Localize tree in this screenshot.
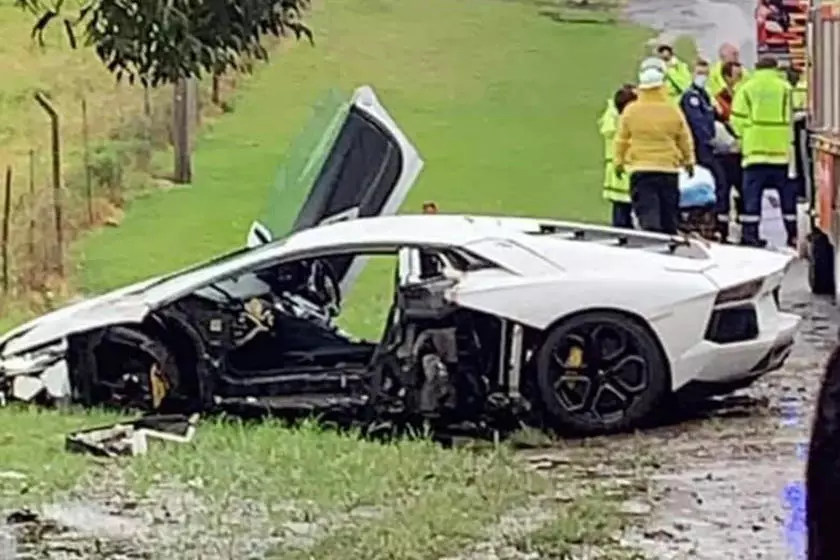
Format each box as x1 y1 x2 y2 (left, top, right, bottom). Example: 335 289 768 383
15 0 314 87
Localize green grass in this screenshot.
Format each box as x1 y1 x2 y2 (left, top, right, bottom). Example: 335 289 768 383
0 0 660 557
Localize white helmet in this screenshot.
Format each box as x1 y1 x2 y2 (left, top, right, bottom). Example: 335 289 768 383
638 57 666 89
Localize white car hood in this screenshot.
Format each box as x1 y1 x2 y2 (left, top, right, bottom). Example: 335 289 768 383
0 277 160 358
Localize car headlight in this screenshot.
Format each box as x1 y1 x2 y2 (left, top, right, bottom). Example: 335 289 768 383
715 279 764 305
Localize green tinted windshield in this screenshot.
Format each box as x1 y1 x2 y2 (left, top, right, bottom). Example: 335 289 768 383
260 88 350 237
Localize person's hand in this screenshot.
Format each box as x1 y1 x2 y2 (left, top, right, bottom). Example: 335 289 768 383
685 165 695 178
614 164 625 180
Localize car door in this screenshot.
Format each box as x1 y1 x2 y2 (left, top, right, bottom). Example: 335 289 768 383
247 85 424 295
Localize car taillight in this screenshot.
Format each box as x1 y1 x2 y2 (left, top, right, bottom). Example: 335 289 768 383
715 279 764 305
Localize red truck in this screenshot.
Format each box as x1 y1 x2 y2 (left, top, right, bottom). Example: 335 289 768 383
800 1 840 296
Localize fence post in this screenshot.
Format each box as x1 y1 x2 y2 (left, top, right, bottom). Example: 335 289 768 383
172 78 194 184
2 166 12 295
82 97 93 225
34 91 63 276
28 150 35 278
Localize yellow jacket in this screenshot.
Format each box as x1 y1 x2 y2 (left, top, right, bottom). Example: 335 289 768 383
598 100 631 203
613 86 695 174
708 61 751 98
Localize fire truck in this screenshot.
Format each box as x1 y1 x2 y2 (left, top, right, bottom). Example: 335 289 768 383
799 1 840 297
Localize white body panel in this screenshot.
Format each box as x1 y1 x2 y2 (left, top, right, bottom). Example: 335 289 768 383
0 213 801 396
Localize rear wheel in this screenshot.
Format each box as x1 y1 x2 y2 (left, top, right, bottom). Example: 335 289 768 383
535 311 669 436
809 229 835 296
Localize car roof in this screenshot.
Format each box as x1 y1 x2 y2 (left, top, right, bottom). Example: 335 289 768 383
281 214 512 252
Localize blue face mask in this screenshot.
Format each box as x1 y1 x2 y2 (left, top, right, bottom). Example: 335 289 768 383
694 74 708 88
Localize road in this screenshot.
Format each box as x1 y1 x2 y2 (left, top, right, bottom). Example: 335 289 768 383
594 2 827 557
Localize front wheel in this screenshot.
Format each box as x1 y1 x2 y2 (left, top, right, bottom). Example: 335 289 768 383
534 311 669 436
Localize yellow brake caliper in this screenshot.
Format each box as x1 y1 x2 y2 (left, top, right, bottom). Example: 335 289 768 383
149 363 170 409
564 346 584 389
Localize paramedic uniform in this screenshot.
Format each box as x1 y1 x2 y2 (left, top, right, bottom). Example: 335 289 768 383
598 99 633 227
680 85 729 239
731 68 795 246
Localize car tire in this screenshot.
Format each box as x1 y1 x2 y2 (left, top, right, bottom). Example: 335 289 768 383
99 327 182 411
534 311 669 436
809 229 835 296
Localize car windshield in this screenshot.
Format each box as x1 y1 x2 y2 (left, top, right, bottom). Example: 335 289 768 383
258 88 350 238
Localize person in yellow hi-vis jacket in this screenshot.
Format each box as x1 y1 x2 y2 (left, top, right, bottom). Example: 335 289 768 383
730 55 795 248
599 84 637 227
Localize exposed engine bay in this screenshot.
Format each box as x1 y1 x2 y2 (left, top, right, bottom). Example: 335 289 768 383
56 250 532 431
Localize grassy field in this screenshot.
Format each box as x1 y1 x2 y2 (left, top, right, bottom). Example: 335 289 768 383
0 0 673 557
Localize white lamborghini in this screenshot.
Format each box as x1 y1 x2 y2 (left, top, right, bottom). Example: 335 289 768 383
0 86 800 436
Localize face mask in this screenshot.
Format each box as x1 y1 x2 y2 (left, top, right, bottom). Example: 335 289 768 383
693 74 708 88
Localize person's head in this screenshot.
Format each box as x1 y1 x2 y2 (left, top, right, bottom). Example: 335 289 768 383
613 84 637 114
721 61 744 88
656 44 674 63
637 57 667 90
756 55 779 70
718 43 740 64
693 58 710 88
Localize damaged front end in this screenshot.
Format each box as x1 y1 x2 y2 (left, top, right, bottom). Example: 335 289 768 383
0 341 71 404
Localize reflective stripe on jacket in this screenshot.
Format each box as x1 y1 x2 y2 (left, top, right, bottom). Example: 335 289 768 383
730 69 792 167
598 100 630 203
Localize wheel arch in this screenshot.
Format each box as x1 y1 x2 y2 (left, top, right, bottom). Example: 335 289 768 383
141 311 209 403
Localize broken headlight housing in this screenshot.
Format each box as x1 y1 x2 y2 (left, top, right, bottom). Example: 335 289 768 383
0 342 66 377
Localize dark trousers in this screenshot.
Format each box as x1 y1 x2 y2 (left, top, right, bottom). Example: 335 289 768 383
630 171 680 234
741 163 797 245
697 152 730 238
717 153 744 217
611 201 633 228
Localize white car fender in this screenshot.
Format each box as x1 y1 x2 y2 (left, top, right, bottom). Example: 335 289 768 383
447 270 720 377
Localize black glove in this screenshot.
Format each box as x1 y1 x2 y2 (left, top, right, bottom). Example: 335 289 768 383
614 164 625 180
685 164 695 178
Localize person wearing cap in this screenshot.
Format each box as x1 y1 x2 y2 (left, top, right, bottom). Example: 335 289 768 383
656 44 692 99
598 84 637 228
730 55 795 248
614 58 695 234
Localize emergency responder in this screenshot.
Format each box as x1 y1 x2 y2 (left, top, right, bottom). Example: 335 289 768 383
680 58 730 241
730 55 796 248
614 58 695 234
786 66 809 200
599 84 637 227
713 60 746 240
656 44 692 99
709 43 750 97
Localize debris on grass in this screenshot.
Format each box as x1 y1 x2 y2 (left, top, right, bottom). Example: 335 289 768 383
65 413 199 458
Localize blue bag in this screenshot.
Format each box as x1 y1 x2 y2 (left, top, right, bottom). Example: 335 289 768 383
678 165 716 209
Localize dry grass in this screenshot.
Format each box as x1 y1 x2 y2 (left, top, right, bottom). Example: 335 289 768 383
0 1 255 309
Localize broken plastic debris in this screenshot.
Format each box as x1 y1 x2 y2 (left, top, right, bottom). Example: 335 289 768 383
65 413 200 457
42 361 70 399
11 376 44 401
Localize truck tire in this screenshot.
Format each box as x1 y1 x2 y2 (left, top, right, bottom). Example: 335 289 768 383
809 230 835 296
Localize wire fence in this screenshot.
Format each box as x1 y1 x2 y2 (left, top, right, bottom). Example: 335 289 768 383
0 71 236 307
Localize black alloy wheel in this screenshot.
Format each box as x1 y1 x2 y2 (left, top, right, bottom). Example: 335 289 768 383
535 311 668 436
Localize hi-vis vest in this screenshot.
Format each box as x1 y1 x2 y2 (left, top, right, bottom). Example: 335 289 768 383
598 100 630 203
730 69 793 167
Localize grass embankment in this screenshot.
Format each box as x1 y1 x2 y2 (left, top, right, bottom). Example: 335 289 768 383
1 0 663 557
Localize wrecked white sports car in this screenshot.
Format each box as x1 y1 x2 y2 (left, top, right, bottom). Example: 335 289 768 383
0 87 801 435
